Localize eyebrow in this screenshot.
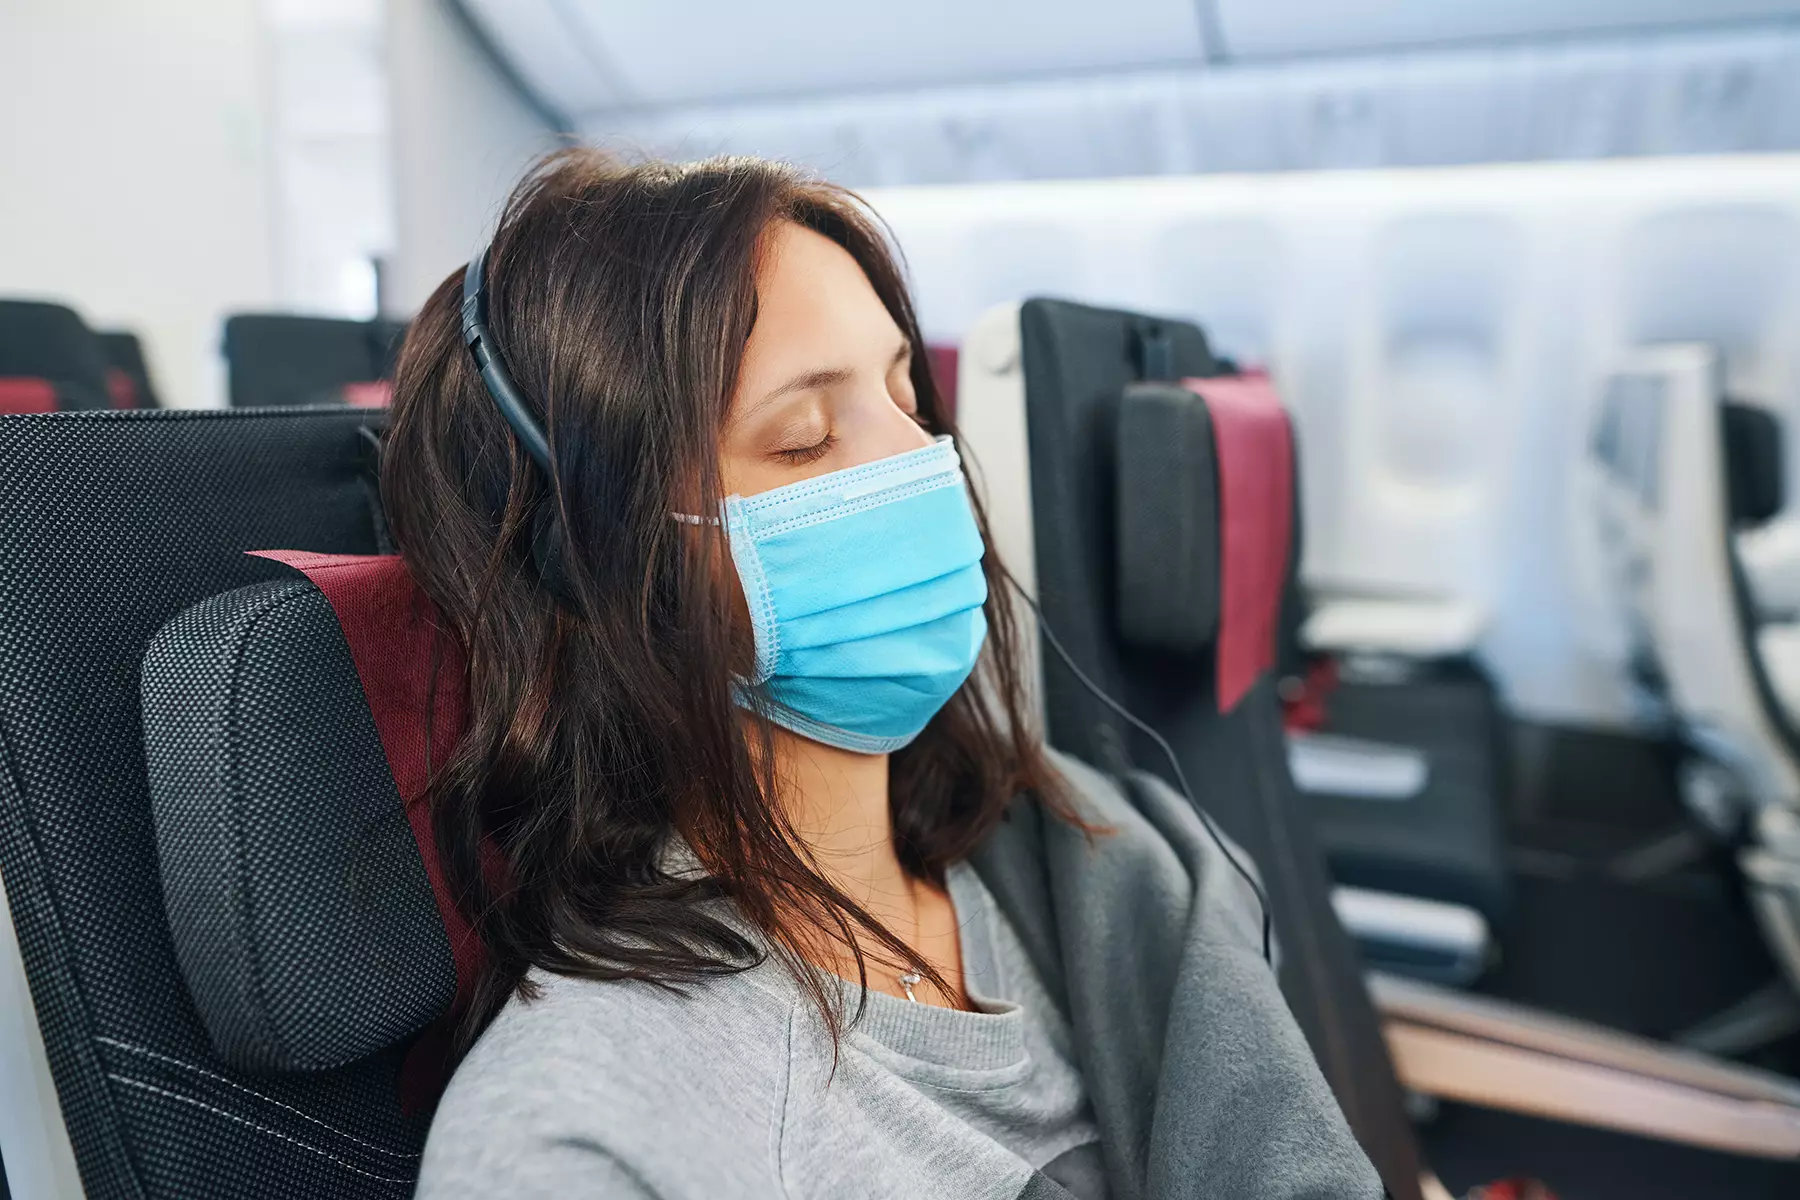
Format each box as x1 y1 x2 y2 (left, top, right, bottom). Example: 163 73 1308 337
746 343 912 414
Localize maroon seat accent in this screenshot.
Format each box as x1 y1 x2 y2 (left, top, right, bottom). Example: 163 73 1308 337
0 377 58 414
927 343 958 420
1183 373 1294 713
342 380 392 409
248 550 483 1106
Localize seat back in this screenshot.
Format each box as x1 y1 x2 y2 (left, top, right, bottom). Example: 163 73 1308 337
0 409 434 1200
958 298 1425 1200
0 300 112 411
1591 345 1800 808
98 332 161 410
223 315 406 408
1591 345 1800 995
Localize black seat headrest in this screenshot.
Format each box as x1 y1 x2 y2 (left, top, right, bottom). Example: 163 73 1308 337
1722 399 1784 527
1115 382 1221 652
99 330 160 409
141 553 470 1077
0 298 112 408
1016 300 1423 1196
223 314 403 408
1115 373 1295 713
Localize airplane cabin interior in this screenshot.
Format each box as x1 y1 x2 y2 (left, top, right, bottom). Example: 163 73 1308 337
6 2 1800 1198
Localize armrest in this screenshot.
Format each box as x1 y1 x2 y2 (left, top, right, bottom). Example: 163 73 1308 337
1301 596 1487 659
1332 887 1489 986
1371 972 1800 1158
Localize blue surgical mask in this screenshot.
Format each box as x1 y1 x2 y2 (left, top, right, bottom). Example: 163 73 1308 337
720 435 988 753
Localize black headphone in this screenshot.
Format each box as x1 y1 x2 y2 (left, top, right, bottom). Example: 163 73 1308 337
461 249 552 470
461 248 572 596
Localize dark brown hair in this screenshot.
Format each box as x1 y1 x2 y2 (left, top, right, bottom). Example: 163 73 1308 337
382 148 1064 1048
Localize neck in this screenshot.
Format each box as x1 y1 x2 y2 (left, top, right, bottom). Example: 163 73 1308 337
768 726 907 917
762 722 968 1008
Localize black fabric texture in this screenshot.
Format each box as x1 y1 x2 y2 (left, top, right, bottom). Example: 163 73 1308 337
1015 298 1424 1200
1721 399 1783 527
1114 383 1220 654
0 409 427 1199
1308 670 1512 922
223 315 401 408
143 579 455 1074
99 332 162 409
0 299 112 410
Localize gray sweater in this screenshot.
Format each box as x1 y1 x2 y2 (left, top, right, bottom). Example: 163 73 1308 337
416 753 1383 1199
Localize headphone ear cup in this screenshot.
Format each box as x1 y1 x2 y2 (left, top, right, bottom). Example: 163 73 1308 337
530 502 573 603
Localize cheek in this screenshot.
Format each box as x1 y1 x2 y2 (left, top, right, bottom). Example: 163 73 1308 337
719 447 793 500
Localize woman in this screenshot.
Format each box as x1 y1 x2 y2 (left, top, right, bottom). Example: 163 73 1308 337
390 148 1381 1199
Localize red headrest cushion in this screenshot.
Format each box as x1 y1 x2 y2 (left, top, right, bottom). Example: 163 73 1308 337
1181 373 1294 713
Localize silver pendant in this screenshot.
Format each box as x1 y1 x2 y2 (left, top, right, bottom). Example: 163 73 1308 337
898 971 922 1003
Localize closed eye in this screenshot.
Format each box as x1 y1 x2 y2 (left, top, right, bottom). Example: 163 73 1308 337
775 433 837 465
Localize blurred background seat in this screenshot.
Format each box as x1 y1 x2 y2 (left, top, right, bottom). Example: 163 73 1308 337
0 300 113 412
1588 346 1800 1059
222 314 406 408
97 330 161 410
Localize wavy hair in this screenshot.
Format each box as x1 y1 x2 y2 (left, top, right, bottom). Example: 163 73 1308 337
381 148 1066 1049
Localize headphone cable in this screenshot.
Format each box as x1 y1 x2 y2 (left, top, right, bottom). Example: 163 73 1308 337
1004 573 1274 964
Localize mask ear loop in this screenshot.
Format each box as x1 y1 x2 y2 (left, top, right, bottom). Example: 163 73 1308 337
1000 568 1274 966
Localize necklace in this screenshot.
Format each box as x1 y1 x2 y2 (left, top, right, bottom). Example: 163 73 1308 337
897 970 923 1003
897 873 924 1004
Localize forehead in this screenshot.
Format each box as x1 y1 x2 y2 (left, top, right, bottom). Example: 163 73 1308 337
742 222 900 362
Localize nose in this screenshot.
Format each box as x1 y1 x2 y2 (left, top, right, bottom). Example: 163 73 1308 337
842 380 934 468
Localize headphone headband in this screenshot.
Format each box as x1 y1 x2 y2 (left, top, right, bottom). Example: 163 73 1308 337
461 247 553 473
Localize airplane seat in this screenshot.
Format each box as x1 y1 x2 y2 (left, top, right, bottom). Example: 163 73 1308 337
0 300 114 412
98 331 161 410
1592 345 1800 1006
1711 400 1800 730
1278 427 1509 980
1289 661 1509 906
0 408 431 1199
223 314 404 408
955 297 1429 1200
1719 402 1800 728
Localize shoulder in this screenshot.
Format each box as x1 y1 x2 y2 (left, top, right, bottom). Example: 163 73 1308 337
1037 748 1266 952
417 967 796 1199
1041 748 1132 821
